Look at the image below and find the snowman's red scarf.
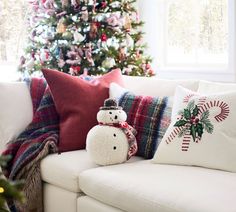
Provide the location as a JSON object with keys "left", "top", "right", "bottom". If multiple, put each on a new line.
{"left": 99, "top": 122, "right": 138, "bottom": 159}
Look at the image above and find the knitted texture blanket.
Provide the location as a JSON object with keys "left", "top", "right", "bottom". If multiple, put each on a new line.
{"left": 2, "top": 78, "right": 59, "bottom": 212}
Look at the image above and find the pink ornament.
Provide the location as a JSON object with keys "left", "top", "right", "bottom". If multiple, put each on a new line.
{"left": 107, "top": 14, "right": 119, "bottom": 26}
{"left": 58, "top": 59, "right": 66, "bottom": 68}
{"left": 84, "top": 43, "right": 95, "bottom": 66}
{"left": 147, "top": 69, "right": 155, "bottom": 76}
{"left": 101, "top": 1, "right": 107, "bottom": 8}
{"left": 146, "top": 63, "right": 151, "bottom": 70}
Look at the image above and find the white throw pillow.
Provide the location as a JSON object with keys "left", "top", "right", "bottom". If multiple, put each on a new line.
{"left": 0, "top": 82, "right": 33, "bottom": 152}
{"left": 153, "top": 86, "right": 236, "bottom": 172}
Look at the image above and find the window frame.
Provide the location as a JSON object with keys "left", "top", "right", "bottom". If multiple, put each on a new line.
{"left": 139, "top": 0, "right": 236, "bottom": 82}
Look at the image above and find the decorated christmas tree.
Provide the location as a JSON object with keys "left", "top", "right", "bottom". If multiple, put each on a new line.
{"left": 0, "top": 155, "right": 24, "bottom": 211}
{"left": 19, "top": 0, "right": 154, "bottom": 76}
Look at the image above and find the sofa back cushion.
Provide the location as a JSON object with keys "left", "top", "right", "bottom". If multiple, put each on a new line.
{"left": 198, "top": 80, "right": 236, "bottom": 94}
{"left": 0, "top": 82, "right": 33, "bottom": 152}
{"left": 122, "top": 76, "right": 199, "bottom": 96}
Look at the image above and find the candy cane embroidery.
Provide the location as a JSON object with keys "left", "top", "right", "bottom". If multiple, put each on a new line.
{"left": 165, "top": 96, "right": 230, "bottom": 151}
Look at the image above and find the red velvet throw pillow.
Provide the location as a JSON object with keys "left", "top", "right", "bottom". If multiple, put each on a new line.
{"left": 42, "top": 68, "right": 124, "bottom": 152}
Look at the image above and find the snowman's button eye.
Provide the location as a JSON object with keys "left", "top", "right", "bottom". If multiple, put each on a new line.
{"left": 113, "top": 134, "right": 116, "bottom": 137}
{"left": 113, "top": 146, "right": 117, "bottom": 150}
{"left": 109, "top": 112, "right": 112, "bottom": 114}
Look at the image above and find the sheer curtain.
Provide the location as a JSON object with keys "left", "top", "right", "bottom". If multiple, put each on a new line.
{"left": 0, "top": 0, "right": 28, "bottom": 81}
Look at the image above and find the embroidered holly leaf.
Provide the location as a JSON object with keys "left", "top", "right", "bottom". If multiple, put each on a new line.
{"left": 200, "top": 110, "right": 209, "bottom": 122}
{"left": 192, "top": 105, "right": 199, "bottom": 116}
{"left": 187, "top": 100, "right": 195, "bottom": 111}
{"left": 202, "top": 119, "right": 214, "bottom": 134}
{"left": 196, "top": 123, "right": 203, "bottom": 138}
{"left": 190, "top": 125, "right": 196, "bottom": 141}
{"left": 174, "top": 120, "right": 187, "bottom": 127}
{"left": 184, "top": 109, "right": 191, "bottom": 120}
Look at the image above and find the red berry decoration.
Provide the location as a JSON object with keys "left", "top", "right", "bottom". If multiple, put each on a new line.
{"left": 95, "top": 22, "right": 101, "bottom": 27}
{"left": 101, "top": 33, "right": 107, "bottom": 41}
{"left": 71, "top": 66, "right": 81, "bottom": 73}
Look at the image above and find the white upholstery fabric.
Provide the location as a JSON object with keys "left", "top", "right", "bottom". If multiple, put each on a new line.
{"left": 40, "top": 150, "right": 143, "bottom": 193}
{"left": 79, "top": 160, "right": 236, "bottom": 212}
{"left": 122, "top": 76, "right": 199, "bottom": 96}
{"left": 41, "top": 150, "right": 98, "bottom": 192}
{"left": 198, "top": 80, "right": 236, "bottom": 94}
{"left": 43, "top": 183, "right": 79, "bottom": 212}
{"left": 0, "top": 82, "right": 33, "bottom": 153}
{"left": 77, "top": 196, "right": 123, "bottom": 212}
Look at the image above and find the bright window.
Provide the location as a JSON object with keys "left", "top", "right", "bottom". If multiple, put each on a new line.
{"left": 0, "top": 0, "right": 27, "bottom": 81}
{"left": 139, "top": 0, "right": 236, "bottom": 82}
{"left": 166, "top": 0, "right": 228, "bottom": 66}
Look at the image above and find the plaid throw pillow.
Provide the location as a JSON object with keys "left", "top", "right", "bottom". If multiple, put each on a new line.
{"left": 118, "top": 92, "right": 171, "bottom": 159}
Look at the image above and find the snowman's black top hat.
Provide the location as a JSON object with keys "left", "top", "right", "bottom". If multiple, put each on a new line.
{"left": 100, "top": 98, "right": 122, "bottom": 110}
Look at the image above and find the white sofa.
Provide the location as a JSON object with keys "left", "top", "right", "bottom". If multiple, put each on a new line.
{"left": 1, "top": 76, "right": 236, "bottom": 212}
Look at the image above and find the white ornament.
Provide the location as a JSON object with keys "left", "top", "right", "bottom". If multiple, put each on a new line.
{"left": 125, "top": 34, "right": 134, "bottom": 48}
{"left": 102, "top": 57, "right": 116, "bottom": 69}
{"left": 110, "top": 1, "right": 121, "bottom": 8}
{"left": 122, "top": 65, "right": 133, "bottom": 74}
{"left": 81, "top": 6, "right": 88, "bottom": 21}
{"left": 24, "top": 58, "right": 35, "bottom": 70}
{"left": 40, "top": 49, "right": 50, "bottom": 62}
{"left": 73, "top": 31, "right": 84, "bottom": 43}
{"left": 86, "top": 98, "right": 138, "bottom": 165}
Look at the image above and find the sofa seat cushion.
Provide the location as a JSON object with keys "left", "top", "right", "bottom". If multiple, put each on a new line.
{"left": 40, "top": 150, "right": 142, "bottom": 193}
{"left": 79, "top": 160, "right": 236, "bottom": 212}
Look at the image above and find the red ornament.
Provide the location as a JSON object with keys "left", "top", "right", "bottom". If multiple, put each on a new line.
{"left": 95, "top": 22, "right": 101, "bottom": 27}
{"left": 31, "top": 51, "right": 35, "bottom": 59}
{"left": 71, "top": 66, "right": 81, "bottom": 73}
{"left": 101, "top": 33, "right": 107, "bottom": 41}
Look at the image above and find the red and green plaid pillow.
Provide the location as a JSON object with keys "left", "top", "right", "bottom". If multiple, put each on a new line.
{"left": 118, "top": 92, "right": 172, "bottom": 159}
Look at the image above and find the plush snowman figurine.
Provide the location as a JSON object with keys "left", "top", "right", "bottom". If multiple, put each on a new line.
{"left": 86, "top": 98, "right": 138, "bottom": 166}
